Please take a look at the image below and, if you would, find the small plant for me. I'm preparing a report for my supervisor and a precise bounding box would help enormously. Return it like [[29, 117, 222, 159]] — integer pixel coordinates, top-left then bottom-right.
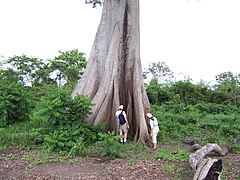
[[162, 165, 175, 173], [96, 131, 126, 158], [162, 165, 182, 179], [127, 158, 136, 166], [28, 152, 49, 169]]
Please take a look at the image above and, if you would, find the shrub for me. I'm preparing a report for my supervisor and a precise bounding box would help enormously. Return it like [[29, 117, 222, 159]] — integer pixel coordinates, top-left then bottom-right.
[[0, 83, 33, 127], [43, 127, 93, 157], [96, 131, 126, 158], [31, 88, 100, 156], [32, 88, 93, 129]]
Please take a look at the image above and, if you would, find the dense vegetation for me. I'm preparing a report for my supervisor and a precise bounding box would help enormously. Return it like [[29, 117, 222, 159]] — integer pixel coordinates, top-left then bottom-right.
[[0, 51, 239, 161]]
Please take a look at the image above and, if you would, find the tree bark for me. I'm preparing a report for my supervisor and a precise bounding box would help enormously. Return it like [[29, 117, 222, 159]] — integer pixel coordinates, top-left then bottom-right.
[[71, 0, 150, 143], [189, 143, 228, 180]]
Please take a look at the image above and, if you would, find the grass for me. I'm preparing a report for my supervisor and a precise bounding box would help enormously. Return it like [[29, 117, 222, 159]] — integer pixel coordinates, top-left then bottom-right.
[[0, 117, 46, 149], [153, 148, 190, 162]]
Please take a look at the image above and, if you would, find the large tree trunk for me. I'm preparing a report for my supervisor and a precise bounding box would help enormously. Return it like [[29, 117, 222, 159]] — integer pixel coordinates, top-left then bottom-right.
[[71, 0, 150, 143]]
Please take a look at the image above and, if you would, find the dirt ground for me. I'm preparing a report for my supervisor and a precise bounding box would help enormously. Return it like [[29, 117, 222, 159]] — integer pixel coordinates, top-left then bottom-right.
[[0, 145, 239, 180]]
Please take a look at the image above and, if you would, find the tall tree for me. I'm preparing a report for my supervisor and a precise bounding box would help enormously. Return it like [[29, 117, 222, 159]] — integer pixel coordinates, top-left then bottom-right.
[[5, 55, 49, 86], [72, 0, 150, 143], [50, 49, 87, 87], [144, 61, 174, 84]]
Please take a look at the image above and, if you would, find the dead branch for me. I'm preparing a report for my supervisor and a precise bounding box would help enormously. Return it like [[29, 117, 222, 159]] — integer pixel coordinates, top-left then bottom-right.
[[189, 143, 228, 180]]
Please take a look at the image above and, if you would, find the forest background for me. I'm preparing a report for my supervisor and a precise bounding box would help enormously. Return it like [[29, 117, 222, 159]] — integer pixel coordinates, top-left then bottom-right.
[[0, 49, 239, 178]]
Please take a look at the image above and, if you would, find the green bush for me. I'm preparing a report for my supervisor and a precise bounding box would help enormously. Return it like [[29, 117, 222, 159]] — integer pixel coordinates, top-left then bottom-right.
[[43, 127, 93, 157], [32, 88, 93, 129], [146, 79, 171, 105], [0, 83, 33, 127], [96, 131, 126, 158], [30, 88, 100, 156]]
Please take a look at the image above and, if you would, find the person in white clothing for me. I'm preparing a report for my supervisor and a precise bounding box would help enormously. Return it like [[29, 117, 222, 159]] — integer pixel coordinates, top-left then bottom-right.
[[147, 113, 159, 150], [115, 105, 129, 143]]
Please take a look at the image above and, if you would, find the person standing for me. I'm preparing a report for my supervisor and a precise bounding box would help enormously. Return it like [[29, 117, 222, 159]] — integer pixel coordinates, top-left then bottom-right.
[[116, 105, 129, 143], [147, 113, 159, 150]]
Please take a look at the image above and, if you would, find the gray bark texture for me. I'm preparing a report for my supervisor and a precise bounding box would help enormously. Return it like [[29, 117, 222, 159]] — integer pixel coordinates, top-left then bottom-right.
[[189, 143, 228, 180], [71, 0, 150, 143]]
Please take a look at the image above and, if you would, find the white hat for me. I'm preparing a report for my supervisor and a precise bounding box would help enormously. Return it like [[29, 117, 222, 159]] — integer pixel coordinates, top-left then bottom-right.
[[119, 105, 123, 110], [147, 113, 153, 118]]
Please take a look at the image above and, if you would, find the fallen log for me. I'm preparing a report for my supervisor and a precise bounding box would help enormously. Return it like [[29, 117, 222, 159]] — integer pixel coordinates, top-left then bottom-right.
[[189, 143, 228, 180]]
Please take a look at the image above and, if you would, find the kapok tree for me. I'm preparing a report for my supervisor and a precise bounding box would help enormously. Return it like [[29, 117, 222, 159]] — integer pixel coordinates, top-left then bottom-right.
[[72, 0, 150, 143]]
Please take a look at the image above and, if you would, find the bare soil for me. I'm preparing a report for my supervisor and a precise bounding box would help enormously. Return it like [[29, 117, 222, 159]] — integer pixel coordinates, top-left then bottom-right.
[[0, 144, 239, 180]]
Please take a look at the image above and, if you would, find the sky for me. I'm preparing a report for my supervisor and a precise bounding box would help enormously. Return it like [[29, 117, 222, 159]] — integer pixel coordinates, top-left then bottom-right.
[[0, 0, 240, 83]]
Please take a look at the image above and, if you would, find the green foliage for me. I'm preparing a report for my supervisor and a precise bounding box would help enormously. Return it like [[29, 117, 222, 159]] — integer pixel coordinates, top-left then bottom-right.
[[146, 78, 214, 106], [152, 103, 240, 151], [5, 54, 51, 86], [0, 51, 91, 154], [151, 102, 240, 152], [1, 49, 87, 87], [43, 127, 92, 157], [144, 61, 174, 84], [215, 71, 239, 89], [50, 49, 87, 86], [29, 88, 99, 156], [171, 80, 203, 105], [146, 78, 170, 105], [96, 131, 126, 158], [198, 113, 240, 150], [0, 69, 21, 84], [162, 165, 175, 173], [0, 83, 33, 127], [0, 121, 40, 148], [33, 88, 93, 128], [194, 102, 240, 115], [1, 52, 240, 157], [154, 148, 190, 162], [0, 111, 49, 148], [130, 142, 150, 154], [144, 70, 240, 152], [145, 70, 240, 106], [3, 85, 94, 152]]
